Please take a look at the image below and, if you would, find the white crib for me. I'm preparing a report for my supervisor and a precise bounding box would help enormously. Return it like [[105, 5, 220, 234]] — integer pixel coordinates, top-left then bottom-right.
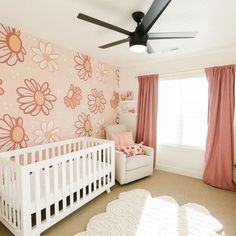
[[0, 137, 115, 236]]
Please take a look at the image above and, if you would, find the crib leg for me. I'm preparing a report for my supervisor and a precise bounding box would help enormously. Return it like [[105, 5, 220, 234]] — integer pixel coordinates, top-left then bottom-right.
[[106, 188, 111, 194]]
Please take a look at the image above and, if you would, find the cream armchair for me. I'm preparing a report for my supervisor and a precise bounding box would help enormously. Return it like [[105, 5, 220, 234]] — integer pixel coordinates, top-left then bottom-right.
[[105, 124, 154, 185]]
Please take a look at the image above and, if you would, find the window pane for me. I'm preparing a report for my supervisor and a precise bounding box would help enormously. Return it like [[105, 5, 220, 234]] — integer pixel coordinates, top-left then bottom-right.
[[182, 117, 207, 147], [157, 76, 208, 148], [158, 116, 179, 145]]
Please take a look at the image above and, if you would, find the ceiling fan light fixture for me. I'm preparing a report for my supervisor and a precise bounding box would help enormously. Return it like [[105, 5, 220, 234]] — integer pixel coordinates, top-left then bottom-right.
[[129, 44, 147, 53], [129, 32, 148, 53]]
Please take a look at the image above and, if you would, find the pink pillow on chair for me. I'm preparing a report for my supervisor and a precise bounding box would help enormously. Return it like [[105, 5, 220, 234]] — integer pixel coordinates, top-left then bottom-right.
[[117, 143, 145, 157], [110, 131, 134, 148]]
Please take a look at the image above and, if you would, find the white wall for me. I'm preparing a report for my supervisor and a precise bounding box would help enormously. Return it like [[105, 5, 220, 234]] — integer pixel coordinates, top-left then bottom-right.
[[120, 47, 236, 179]]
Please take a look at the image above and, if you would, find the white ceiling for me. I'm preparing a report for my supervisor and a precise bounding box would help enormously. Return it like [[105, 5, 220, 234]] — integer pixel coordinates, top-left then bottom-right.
[[0, 0, 236, 66]]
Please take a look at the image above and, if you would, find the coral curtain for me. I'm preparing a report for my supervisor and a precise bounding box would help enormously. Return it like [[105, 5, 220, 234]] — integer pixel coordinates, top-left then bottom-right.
[[136, 74, 159, 166], [203, 65, 236, 191]]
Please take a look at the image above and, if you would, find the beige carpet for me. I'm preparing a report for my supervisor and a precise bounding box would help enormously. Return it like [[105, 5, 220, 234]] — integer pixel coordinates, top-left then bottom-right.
[[0, 170, 235, 236]]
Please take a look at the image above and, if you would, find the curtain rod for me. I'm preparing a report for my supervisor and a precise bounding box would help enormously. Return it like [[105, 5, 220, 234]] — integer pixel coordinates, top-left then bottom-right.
[[135, 64, 236, 79], [135, 68, 205, 79]]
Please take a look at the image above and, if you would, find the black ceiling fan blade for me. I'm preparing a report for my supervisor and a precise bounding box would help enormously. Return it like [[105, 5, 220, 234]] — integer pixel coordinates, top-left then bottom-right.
[[147, 42, 155, 54], [77, 13, 130, 36], [148, 32, 198, 39], [138, 0, 172, 34], [99, 38, 129, 49]]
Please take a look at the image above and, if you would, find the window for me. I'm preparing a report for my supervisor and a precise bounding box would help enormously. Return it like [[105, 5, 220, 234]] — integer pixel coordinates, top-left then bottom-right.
[[157, 76, 208, 148]]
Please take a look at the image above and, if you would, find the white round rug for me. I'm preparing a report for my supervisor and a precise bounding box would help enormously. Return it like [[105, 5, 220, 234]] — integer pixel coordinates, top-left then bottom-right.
[[75, 189, 224, 236]]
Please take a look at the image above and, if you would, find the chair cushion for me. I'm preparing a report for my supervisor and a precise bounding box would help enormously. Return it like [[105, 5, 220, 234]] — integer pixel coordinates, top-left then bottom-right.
[[110, 132, 134, 149], [105, 124, 128, 139], [126, 155, 152, 171]]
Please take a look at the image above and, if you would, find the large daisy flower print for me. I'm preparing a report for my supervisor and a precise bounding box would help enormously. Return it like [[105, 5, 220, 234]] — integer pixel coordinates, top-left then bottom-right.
[[95, 62, 107, 82], [75, 112, 92, 137], [0, 114, 29, 151], [64, 84, 82, 109], [88, 89, 106, 114], [31, 41, 59, 72], [33, 120, 60, 144], [0, 24, 26, 66], [17, 79, 57, 116], [74, 53, 92, 81]]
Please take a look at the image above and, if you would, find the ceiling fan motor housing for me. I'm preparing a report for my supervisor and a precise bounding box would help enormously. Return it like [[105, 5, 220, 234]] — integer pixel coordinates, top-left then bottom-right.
[[129, 31, 148, 47]]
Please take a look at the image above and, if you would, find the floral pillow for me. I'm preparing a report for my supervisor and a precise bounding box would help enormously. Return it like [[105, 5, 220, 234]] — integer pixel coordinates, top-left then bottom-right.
[[117, 143, 145, 157]]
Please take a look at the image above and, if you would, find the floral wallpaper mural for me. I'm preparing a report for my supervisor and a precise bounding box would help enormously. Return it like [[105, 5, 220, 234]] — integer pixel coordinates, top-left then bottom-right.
[[0, 23, 119, 152], [0, 114, 29, 150], [74, 53, 93, 81], [0, 24, 26, 66], [31, 41, 59, 72], [17, 79, 57, 116]]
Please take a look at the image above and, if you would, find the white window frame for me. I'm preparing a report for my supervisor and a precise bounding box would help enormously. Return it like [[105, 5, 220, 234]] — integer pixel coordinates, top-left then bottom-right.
[[157, 73, 208, 150]]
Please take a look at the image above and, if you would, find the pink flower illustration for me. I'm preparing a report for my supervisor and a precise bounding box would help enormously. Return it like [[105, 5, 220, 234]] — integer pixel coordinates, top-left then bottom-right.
[[74, 53, 92, 80], [75, 112, 92, 137], [31, 41, 59, 72], [64, 84, 82, 109], [0, 114, 29, 151], [0, 24, 26, 66], [88, 88, 106, 114], [17, 79, 57, 116], [33, 120, 60, 144]]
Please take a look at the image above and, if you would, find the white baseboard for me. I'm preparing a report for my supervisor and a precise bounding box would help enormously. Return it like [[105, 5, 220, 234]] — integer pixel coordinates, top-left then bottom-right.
[[155, 164, 203, 180]]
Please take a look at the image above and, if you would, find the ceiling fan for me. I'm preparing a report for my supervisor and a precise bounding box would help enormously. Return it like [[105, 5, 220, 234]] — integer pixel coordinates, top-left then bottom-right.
[[77, 0, 198, 53]]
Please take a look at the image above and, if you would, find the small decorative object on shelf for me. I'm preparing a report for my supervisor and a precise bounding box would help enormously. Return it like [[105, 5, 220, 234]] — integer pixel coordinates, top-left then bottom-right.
[[121, 106, 136, 114], [128, 108, 136, 114], [120, 90, 134, 101]]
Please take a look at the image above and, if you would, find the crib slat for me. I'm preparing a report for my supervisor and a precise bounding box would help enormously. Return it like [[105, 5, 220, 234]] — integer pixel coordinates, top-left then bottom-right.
[[98, 149, 102, 189], [111, 145, 115, 185], [69, 158, 73, 206], [7, 168, 12, 223], [88, 153, 91, 195], [107, 147, 110, 184], [11, 170, 16, 227], [35, 170, 41, 227], [82, 154, 86, 199], [93, 151, 96, 193], [4, 167, 9, 220], [76, 156, 80, 199], [103, 148, 106, 187], [44, 166, 50, 221], [53, 163, 59, 216], [16, 171, 21, 230], [61, 161, 66, 210]]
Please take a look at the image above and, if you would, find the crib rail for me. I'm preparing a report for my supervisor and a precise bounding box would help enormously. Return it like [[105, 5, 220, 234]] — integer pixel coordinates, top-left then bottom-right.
[[0, 137, 115, 236], [0, 137, 109, 165]]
